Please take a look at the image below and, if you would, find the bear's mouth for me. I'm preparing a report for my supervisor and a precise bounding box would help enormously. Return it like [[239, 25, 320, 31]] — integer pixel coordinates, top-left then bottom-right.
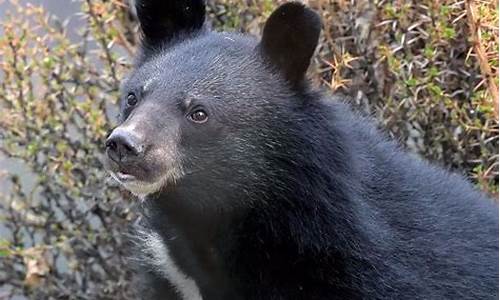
[[104, 159, 140, 182], [102, 158, 172, 198], [110, 170, 170, 198], [101, 154, 145, 184], [115, 171, 136, 182], [101, 151, 183, 198], [109, 169, 139, 185]]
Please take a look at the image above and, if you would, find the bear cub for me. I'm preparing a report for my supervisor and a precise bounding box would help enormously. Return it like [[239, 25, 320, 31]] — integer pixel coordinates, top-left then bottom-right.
[[104, 1, 499, 299]]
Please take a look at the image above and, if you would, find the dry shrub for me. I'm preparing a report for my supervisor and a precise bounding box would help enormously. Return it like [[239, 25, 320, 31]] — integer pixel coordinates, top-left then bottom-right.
[[0, 1, 136, 299]]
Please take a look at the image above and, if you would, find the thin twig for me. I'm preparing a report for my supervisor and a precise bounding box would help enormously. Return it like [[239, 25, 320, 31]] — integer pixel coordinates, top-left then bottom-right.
[[465, 0, 499, 120]]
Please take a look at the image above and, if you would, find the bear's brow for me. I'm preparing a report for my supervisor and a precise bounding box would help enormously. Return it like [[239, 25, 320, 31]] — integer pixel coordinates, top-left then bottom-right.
[[181, 95, 196, 110], [142, 77, 157, 93]]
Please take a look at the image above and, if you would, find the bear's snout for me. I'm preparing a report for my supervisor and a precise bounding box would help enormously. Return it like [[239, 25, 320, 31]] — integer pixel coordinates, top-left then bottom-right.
[[106, 128, 145, 166]]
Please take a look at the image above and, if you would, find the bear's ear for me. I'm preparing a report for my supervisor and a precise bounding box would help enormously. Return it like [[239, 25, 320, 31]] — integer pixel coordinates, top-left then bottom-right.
[[135, 0, 205, 49], [258, 2, 321, 87]]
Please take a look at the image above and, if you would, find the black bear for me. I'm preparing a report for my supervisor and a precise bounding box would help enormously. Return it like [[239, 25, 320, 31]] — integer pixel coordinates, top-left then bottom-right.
[[103, 1, 499, 299]]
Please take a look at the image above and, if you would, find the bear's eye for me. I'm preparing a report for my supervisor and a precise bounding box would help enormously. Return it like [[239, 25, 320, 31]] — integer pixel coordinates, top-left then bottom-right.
[[126, 93, 138, 106], [189, 110, 208, 124]]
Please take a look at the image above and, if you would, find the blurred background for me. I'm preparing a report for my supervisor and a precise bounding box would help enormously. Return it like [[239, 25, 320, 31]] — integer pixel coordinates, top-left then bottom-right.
[[0, 0, 498, 299]]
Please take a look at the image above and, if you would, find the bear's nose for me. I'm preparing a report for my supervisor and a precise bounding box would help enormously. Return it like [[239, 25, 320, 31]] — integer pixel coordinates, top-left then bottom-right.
[[106, 129, 144, 163]]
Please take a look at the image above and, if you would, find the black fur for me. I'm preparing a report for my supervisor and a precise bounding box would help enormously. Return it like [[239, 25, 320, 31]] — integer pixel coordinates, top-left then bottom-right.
[[112, 1, 499, 299]]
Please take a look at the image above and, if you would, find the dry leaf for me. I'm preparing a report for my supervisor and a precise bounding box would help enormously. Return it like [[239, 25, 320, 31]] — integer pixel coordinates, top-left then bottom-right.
[[22, 247, 51, 288]]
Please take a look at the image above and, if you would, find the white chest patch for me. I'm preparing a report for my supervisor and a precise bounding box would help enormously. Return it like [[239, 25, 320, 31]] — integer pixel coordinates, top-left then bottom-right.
[[139, 230, 203, 300]]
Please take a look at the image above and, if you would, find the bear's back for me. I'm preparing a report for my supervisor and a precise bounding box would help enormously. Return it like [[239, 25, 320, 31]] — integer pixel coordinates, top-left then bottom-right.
[[316, 98, 499, 298]]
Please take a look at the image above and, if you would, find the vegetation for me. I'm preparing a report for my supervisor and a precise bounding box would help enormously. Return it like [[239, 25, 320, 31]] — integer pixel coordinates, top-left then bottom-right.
[[0, 0, 497, 298]]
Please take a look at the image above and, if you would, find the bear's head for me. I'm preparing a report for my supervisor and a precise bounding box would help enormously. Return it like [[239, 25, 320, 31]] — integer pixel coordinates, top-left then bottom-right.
[[104, 0, 321, 205]]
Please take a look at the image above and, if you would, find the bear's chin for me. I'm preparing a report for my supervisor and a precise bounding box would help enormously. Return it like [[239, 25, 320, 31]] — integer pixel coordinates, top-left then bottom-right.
[[109, 168, 183, 200], [111, 174, 164, 199]]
